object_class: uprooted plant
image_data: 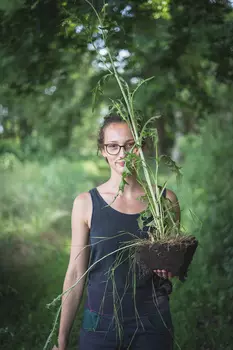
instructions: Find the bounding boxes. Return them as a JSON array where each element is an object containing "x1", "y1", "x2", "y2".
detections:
[{"x1": 84, "y1": 0, "x2": 198, "y2": 278}]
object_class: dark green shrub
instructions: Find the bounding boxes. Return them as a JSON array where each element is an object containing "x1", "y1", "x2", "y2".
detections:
[{"x1": 171, "y1": 116, "x2": 233, "y2": 350}]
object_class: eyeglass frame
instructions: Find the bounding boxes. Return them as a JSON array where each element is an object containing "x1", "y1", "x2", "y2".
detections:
[{"x1": 103, "y1": 142, "x2": 136, "y2": 155}]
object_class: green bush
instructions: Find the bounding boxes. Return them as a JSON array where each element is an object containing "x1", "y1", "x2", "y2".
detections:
[
  {"x1": 2, "y1": 116, "x2": 233, "y2": 349},
  {"x1": 0, "y1": 157, "x2": 103, "y2": 237},
  {"x1": 0, "y1": 156, "x2": 106, "y2": 349},
  {"x1": 170, "y1": 116, "x2": 233, "y2": 350}
]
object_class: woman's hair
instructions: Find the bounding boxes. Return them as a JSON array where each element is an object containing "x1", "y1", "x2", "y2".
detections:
[{"x1": 97, "y1": 113, "x2": 126, "y2": 153}]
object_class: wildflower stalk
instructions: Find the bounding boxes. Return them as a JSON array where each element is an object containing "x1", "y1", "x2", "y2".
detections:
[
  {"x1": 85, "y1": 0, "x2": 165, "y2": 238},
  {"x1": 113, "y1": 70, "x2": 164, "y2": 236}
]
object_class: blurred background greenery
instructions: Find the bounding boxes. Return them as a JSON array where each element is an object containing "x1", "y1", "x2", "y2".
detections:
[{"x1": 1, "y1": 0, "x2": 233, "y2": 349}]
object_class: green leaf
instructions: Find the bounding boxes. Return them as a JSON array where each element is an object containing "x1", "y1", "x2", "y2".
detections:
[
  {"x1": 137, "y1": 215, "x2": 144, "y2": 230},
  {"x1": 160, "y1": 155, "x2": 183, "y2": 185},
  {"x1": 131, "y1": 76, "x2": 155, "y2": 101}
]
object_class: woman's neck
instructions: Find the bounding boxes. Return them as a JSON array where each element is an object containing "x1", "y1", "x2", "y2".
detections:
[{"x1": 106, "y1": 172, "x2": 143, "y2": 197}]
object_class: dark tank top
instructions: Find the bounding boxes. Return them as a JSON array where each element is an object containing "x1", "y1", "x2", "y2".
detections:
[{"x1": 85, "y1": 187, "x2": 172, "y2": 317}]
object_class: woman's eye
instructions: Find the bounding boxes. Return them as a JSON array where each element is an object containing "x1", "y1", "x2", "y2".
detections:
[
  {"x1": 108, "y1": 144, "x2": 118, "y2": 149},
  {"x1": 126, "y1": 143, "x2": 134, "y2": 150}
]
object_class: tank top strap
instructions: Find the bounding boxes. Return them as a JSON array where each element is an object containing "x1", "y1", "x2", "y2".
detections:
[
  {"x1": 162, "y1": 187, "x2": 166, "y2": 198},
  {"x1": 88, "y1": 187, "x2": 110, "y2": 223},
  {"x1": 158, "y1": 185, "x2": 166, "y2": 198},
  {"x1": 89, "y1": 187, "x2": 107, "y2": 207}
]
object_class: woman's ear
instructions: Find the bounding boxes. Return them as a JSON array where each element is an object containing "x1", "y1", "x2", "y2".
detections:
[
  {"x1": 134, "y1": 147, "x2": 140, "y2": 156},
  {"x1": 100, "y1": 148, "x2": 109, "y2": 163},
  {"x1": 141, "y1": 142, "x2": 147, "y2": 154},
  {"x1": 101, "y1": 147, "x2": 107, "y2": 158},
  {"x1": 134, "y1": 142, "x2": 146, "y2": 156}
]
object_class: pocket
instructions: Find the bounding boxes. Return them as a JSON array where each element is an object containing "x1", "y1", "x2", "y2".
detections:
[
  {"x1": 82, "y1": 308, "x2": 114, "y2": 333},
  {"x1": 147, "y1": 312, "x2": 173, "y2": 332},
  {"x1": 145, "y1": 313, "x2": 174, "y2": 350},
  {"x1": 147, "y1": 296, "x2": 174, "y2": 332},
  {"x1": 82, "y1": 308, "x2": 100, "y2": 331}
]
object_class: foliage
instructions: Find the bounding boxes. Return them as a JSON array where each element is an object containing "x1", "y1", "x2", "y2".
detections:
[
  {"x1": 0, "y1": 155, "x2": 107, "y2": 349},
  {"x1": 170, "y1": 115, "x2": 233, "y2": 349},
  {"x1": 1, "y1": 0, "x2": 233, "y2": 349},
  {"x1": 1, "y1": 0, "x2": 233, "y2": 157}
]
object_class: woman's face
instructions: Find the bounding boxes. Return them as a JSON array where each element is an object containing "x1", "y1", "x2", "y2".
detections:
[{"x1": 101, "y1": 122, "x2": 138, "y2": 175}]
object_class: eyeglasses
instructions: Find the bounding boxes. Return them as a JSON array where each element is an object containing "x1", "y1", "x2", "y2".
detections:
[{"x1": 104, "y1": 142, "x2": 135, "y2": 155}]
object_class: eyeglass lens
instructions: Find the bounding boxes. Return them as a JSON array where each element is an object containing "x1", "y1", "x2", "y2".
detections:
[{"x1": 106, "y1": 142, "x2": 134, "y2": 155}]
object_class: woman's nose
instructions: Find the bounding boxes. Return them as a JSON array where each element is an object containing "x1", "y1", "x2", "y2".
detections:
[{"x1": 119, "y1": 146, "x2": 126, "y2": 157}]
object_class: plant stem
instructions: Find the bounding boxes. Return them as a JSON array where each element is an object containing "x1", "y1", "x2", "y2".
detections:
[
  {"x1": 109, "y1": 61, "x2": 164, "y2": 237},
  {"x1": 86, "y1": 0, "x2": 164, "y2": 239}
]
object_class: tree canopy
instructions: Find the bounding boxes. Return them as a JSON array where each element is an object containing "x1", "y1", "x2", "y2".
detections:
[{"x1": 1, "y1": 0, "x2": 233, "y2": 157}]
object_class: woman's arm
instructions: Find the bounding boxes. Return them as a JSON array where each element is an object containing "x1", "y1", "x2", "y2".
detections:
[{"x1": 53, "y1": 193, "x2": 91, "y2": 350}]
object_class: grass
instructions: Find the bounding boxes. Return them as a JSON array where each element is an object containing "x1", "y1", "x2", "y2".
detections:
[
  {"x1": 0, "y1": 155, "x2": 108, "y2": 350},
  {"x1": 1, "y1": 115, "x2": 233, "y2": 350}
]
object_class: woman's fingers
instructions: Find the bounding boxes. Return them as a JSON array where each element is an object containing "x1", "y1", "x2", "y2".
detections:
[
  {"x1": 153, "y1": 269, "x2": 173, "y2": 279},
  {"x1": 168, "y1": 271, "x2": 172, "y2": 278},
  {"x1": 154, "y1": 269, "x2": 164, "y2": 277}
]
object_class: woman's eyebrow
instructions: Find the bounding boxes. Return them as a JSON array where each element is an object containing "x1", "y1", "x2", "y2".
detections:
[{"x1": 107, "y1": 138, "x2": 134, "y2": 143}]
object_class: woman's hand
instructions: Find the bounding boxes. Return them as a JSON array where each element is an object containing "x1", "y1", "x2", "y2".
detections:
[
  {"x1": 51, "y1": 337, "x2": 67, "y2": 350},
  {"x1": 52, "y1": 346, "x2": 66, "y2": 350},
  {"x1": 153, "y1": 269, "x2": 174, "y2": 279}
]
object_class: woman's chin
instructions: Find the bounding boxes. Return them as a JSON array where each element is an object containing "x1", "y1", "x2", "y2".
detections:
[
  {"x1": 117, "y1": 168, "x2": 125, "y2": 175},
  {"x1": 113, "y1": 164, "x2": 125, "y2": 175}
]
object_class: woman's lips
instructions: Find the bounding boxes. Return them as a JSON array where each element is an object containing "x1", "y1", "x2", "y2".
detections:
[{"x1": 118, "y1": 161, "x2": 125, "y2": 167}]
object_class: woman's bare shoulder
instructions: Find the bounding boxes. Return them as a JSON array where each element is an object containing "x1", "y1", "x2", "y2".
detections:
[
  {"x1": 72, "y1": 191, "x2": 93, "y2": 226},
  {"x1": 74, "y1": 191, "x2": 91, "y2": 202},
  {"x1": 165, "y1": 188, "x2": 179, "y2": 203},
  {"x1": 152, "y1": 185, "x2": 177, "y2": 199}
]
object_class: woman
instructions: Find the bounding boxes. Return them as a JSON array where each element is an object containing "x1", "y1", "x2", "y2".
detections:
[{"x1": 52, "y1": 114, "x2": 180, "y2": 350}]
